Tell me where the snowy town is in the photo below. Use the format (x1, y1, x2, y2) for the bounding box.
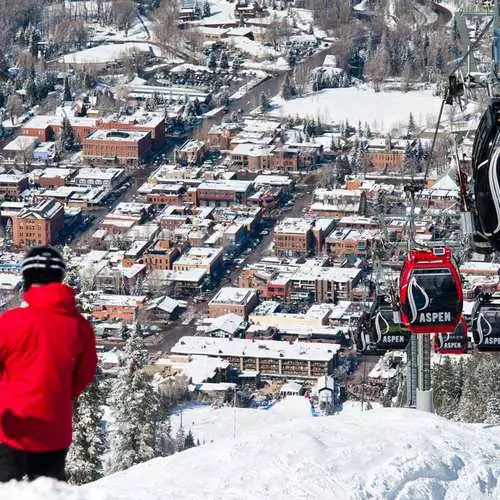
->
(0, 0, 497, 498)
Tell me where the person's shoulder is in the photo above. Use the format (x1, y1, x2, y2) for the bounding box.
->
(0, 304, 31, 322)
(76, 313, 94, 333)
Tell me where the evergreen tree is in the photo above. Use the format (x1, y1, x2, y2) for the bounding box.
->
(184, 429, 196, 450)
(208, 51, 217, 72)
(336, 155, 352, 185)
(61, 117, 75, 151)
(63, 75, 72, 102)
(432, 357, 461, 419)
(194, 2, 202, 19)
(364, 122, 372, 139)
(0, 51, 8, 81)
(175, 424, 185, 452)
(219, 51, 229, 70)
(23, 76, 37, 106)
(281, 73, 296, 100)
(408, 112, 416, 138)
(484, 393, 500, 425)
(108, 325, 160, 473)
(260, 91, 270, 111)
(66, 367, 106, 485)
(203, 0, 211, 17)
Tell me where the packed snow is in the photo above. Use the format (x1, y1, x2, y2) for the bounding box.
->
(59, 43, 161, 64)
(0, 407, 498, 499)
(269, 87, 444, 132)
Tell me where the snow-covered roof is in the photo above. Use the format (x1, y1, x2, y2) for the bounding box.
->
(171, 336, 340, 362)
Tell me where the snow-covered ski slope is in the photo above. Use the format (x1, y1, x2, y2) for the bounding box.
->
(1, 407, 499, 499)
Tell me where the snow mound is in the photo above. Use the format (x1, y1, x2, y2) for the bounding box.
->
(1, 408, 499, 499)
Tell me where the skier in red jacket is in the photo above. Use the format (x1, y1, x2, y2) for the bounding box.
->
(0, 246, 97, 482)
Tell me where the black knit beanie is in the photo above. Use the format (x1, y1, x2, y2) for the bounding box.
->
(22, 246, 66, 291)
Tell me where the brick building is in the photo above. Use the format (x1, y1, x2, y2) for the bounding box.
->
(100, 112, 165, 151)
(82, 129, 152, 166)
(22, 115, 100, 144)
(13, 199, 64, 247)
(33, 168, 76, 188)
(324, 228, 373, 259)
(208, 287, 259, 319)
(366, 137, 406, 172)
(0, 174, 29, 199)
(207, 123, 242, 150)
(274, 218, 315, 257)
(197, 180, 253, 207)
(91, 294, 146, 322)
(143, 239, 183, 270)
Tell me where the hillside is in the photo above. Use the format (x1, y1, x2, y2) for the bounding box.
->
(0, 406, 498, 500)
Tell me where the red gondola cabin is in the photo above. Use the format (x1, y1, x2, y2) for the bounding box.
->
(400, 247, 463, 334)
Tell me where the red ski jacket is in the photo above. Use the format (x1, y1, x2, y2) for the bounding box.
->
(0, 283, 97, 452)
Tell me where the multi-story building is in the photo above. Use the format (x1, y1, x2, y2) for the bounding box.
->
(207, 123, 242, 150)
(366, 137, 406, 172)
(310, 188, 367, 217)
(137, 183, 185, 206)
(324, 228, 373, 259)
(33, 168, 76, 188)
(176, 139, 206, 164)
(82, 130, 152, 166)
(21, 115, 100, 144)
(72, 167, 126, 189)
(230, 143, 274, 171)
(91, 294, 146, 322)
(274, 218, 315, 257)
(0, 174, 29, 199)
(173, 246, 224, 276)
(100, 112, 165, 152)
(208, 287, 259, 319)
(13, 199, 64, 247)
(196, 180, 254, 206)
(142, 239, 183, 270)
(289, 266, 362, 302)
(171, 336, 340, 379)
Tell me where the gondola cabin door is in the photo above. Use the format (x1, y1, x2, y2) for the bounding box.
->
(369, 297, 410, 351)
(400, 247, 463, 334)
(471, 293, 500, 350)
(434, 317, 468, 354)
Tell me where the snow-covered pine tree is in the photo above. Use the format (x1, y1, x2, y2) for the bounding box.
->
(260, 91, 270, 111)
(484, 393, 500, 425)
(184, 429, 196, 450)
(203, 0, 211, 17)
(208, 51, 217, 72)
(432, 357, 460, 419)
(23, 76, 37, 106)
(108, 324, 160, 473)
(219, 51, 229, 70)
(63, 75, 72, 102)
(61, 117, 75, 151)
(175, 424, 185, 452)
(66, 367, 106, 485)
(407, 112, 416, 138)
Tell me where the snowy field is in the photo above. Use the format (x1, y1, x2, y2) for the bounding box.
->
(0, 406, 498, 499)
(170, 396, 313, 444)
(59, 43, 161, 64)
(268, 87, 444, 133)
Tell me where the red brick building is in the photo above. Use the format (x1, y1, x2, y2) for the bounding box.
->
(82, 129, 152, 166)
(0, 174, 29, 199)
(13, 199, 64, 247)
